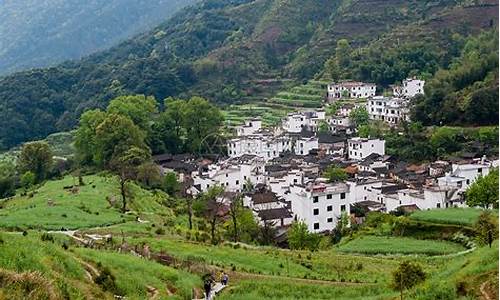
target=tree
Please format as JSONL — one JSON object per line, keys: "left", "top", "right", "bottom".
{"left": 20, "top": 171, "right": 36, "bottom": 190}
{"left": 136, "top": 162, "right": 161, "bottom": 188}
{"left": 0, "top": 160, "right": 16, "bottom": 199}
{"left": 227, "top": 193, "right": 244, "bottom": 242}
{"left": 391, "top": 261, "right": 426, "bottom": 300}
{"left": 94, "top": 114, "right": 147, "bottom": 167}
{"left": 323, "top": 165, "right": 348, "bottom": 182}
{"left": 465, "top": 169, "right": 499, "bottom": 208}
{"left": 110, "top": 146, "right": 151, "bottom": 212}
{"left": 182, "top": 97, "right": 224, "bottom": 153}
{"left": 18, "top": 141, "right": 53, "bottom": 182}
{"left": 349, "top": 107, "right": 369, "bottom": 127}
{"left": 288, "top": 221, "right": 321, "bottom": 251}
{"left": 107, "top": 95, "right": 158, "bottom": 133}
{"left": 198, "top": 186, "right": 226, "bottom": 244}
{"left": 318, "top": 121, "right": 329, "bottom": 133}
{"left": 74, "top": 109, "right": 107, "bottom": 165}
{"left": 331, "top": 212, "right": 350, "bottom": 244}
{"left": 474, "top": 211, "right": 498, "bottom": 248}
{"left": 163, "top": 172, "right": 180, "bottom": 196}
{"left": 154, "top": 99, "right": 187, "bottom": 154}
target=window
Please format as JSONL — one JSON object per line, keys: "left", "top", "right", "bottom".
{"left": 313, "top": 208, "right": 319, "bottom": 215}
{"left": 478, "top": 168, "right": 483, "bottom": 173}
{"left": 327, "top": 194, "right": 332, "bottom": 199}
{"left": 313, "top": 196, "right": 319, "bottom": 203}
{"left": 340, "top": 205, "right": 346, "bottom": 212}
{"left": 327, "top": 217, "right": 333, "bottom": 223}
{"left": 314, "top": 223, "right": 319, "bottom": 230}
{"left": 226, "top": 174, "right": 228, "bottom": 177}
{"left": 236, "top": 180, "right": 239, "bottom": 185}
{"left": 437, "top": 203, "right": 441, "bottom": 208}
{"left": 340, "top": 193, "right": 346, "bottom": 199}
{"left": 327, "top": 205, "right": 332, "bottom": 212}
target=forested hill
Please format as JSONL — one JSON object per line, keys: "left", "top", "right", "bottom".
{"left": 0, "top": 0, "right": 195, "bottom": 75}
{"left": 0, "top": 0, "right": 498, "bottom": 149}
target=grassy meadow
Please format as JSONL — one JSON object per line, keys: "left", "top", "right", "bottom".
{"left": 410, "top": 208, "right": 497, "bottom": 226}
{"left": 337, "top": 236, "right": 466, "bottom": 256}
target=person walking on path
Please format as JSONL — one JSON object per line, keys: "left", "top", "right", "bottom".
{"left": 203, "top": 274, "right": 214, "bottom": 300}
{"left": 221, "top": 272, "right": 229, "bottom": 286}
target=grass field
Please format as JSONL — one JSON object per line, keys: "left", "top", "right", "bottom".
{"left": 128, "top": 237, "right": 399, "bottom": 283}
{"left": 75, "top": 248, "right": 201, "bottom": 300}
{"left": 337, "top": 236, "right": 465, "bottom": 256}
{"left": 0, "top": 175, "right": 173, "bottom": 231}
{"left": 218, "top": 277, "right": 395, "bottom": 300}
{"left": 409, "top": 208, "right": 497, "bottom": 226}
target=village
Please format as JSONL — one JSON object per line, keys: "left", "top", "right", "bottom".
{"left": 153, "top": 78, "right": 498, "bottom": 235}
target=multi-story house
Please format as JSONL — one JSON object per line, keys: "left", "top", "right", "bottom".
{"left": 347, "top": 137, "right": 385, "bottom": 160}
{"left": 367, "top": 96, "right": 410, "bottom": 125}
{"left": 392, "top": 78, "right": 425, "bottom": 98}
{"left": 287, "top": 180, "right": 350, "bottom": 232}
{"left": 327, "top": 81, "right": 376, "bottom": 101}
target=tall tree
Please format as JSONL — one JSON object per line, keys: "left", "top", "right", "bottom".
{"left": 227, "top": 193, "right": 244, "bottom": 242}
{"left": 198, "top": 186, "right": 226, "bottom": 244}
{"left": 349, "top": 107, "right": 370, "bottom": 128}
{"left": 18, "top": 141, "right": 53, "bottom": 182}
{"left": 474, "top": 211, "right": 498, "bottom": 248}
{"left": 182, "top": 97, "right": 224, "bottom": 153}
{"left": 323, "top": 166, "right": 348, "bottom": 183}
{"left": 74, "top": 109, "right": 107, "bottom": 165}
{"left": 110, "top": 146, "right": 151, "bottom": 213}
{"left": 94, "top": 114, "right": 147, "bottom": 167}
{"left": 391, "top": 261, "right": 426, "bottom": 300}
{"left": 107, "top": 95, "right": 157, "bottom": 133}
{"left": 466, "top": 168, "right": 499, "bottom": 209}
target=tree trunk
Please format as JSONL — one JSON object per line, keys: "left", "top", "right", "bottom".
{"left": 120, "top": 176, "right": 127, "bottom": 213}
{"left": 187, "top": 199, "right": 193, "bottom": 230}
{"left": 232, "top": 211, "right": 238, "bottom": 242}
{"left": 210, "top": 218, "right": 217, "bottom": 245}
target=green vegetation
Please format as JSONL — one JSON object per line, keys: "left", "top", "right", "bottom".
{"left": 413, "top": 29, "right": 499, "bottom": 126}
{"left": 0, "top": 175, "right": 173, "bottom": 230}
{"left": 410, "top": 208, "right": 496, "bottom": 226}
{"left": 219, "top": 278, "right": 395, "bottom": 300}
{"left": 337, "top": 236, "right": 465, "bottom": 256}
{"left": 466, "top": 168, "right": 499, "bottom": 208}
{"left": 0, "top": 0, "right": 496, "bottom": 149}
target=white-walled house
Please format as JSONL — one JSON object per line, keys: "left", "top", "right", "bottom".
{"left": 327, "top": 81, "right": 376, "bottom": 101}
{"left": 347, "top": 138, "right": 385, "bottom": 160}
{"left": 287, "top": 180, "right": 350, "bottom": 232}
{"left": 282, "top": 111, "right": 326, "bottom": 133}
{"left": 192, "top": 155, "right": 265, "bottom": 193}
{"left": 367, "top": 96, "right": 410, "bottom": 125}
{"left": 227, "top": 134, "right": 291, "bottom": 160}
{"left": 236, "top": 118, "right": 262, "bottom": 136}
{"left": 392, "top": 78, "right": 425, "bottom": 98}
{"left": 294, "top": 137, "right": 319, "bottom": 155}
{"left": 347, "top": 178, "right": 384, "bottom": 204}
{"left": 244, "top": 188, "right": 294, "bottom": 228}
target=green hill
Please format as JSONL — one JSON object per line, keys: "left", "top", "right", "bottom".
{"left": 0, "top": 0, "right": 195, "bottom": 75}
{"left": 0, "top": 0, "right": 498, "bottom": 149}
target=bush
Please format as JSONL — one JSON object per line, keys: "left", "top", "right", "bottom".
{"left": 40, "top": 233, "right": 54, "bottom": 243}
{"left": 155, "top": 228, "right": 165, "bottom": 235}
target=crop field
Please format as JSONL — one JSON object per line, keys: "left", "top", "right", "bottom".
{"left": 218, "top": 277, "right": 395, "bottom": 300}
{"left": 0, "top": 175, "right": 172, "bottom": 231}
{"left": 337, "top": 236, "right": 465, "bottom": 255}
{"left": 409, "top": 208, "right": 496, "bottom": 226}
{"left": 128, "top": 237, "right": 400, "bottom": 283}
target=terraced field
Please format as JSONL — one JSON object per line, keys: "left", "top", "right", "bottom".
{"left": 222, "top": 80, "right": 329, "bottom": 127}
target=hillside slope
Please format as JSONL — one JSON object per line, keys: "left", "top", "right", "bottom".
{"left": 0, "top": 0, "right": 497, "bottom": 149}
{"left": 0, "top": 0, "right": 195, "bottom": 75}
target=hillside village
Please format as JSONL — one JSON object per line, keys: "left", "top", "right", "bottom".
{"left": 154, "top": 77, "right": 498, "bottom": 235}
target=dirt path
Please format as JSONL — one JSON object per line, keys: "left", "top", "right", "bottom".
{"left": 480, "top": 281, "right": 492, "bottom": 300}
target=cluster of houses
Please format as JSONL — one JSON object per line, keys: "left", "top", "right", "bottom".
{"left": 152, "top": 77, "right": 497, "bottom": 235}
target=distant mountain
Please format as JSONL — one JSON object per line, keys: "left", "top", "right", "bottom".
{"left": 0, "top": 0, "right": 497, "bottom": 149}
{"left": 0, "top": 0, "right": 196, "bottom": 75}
